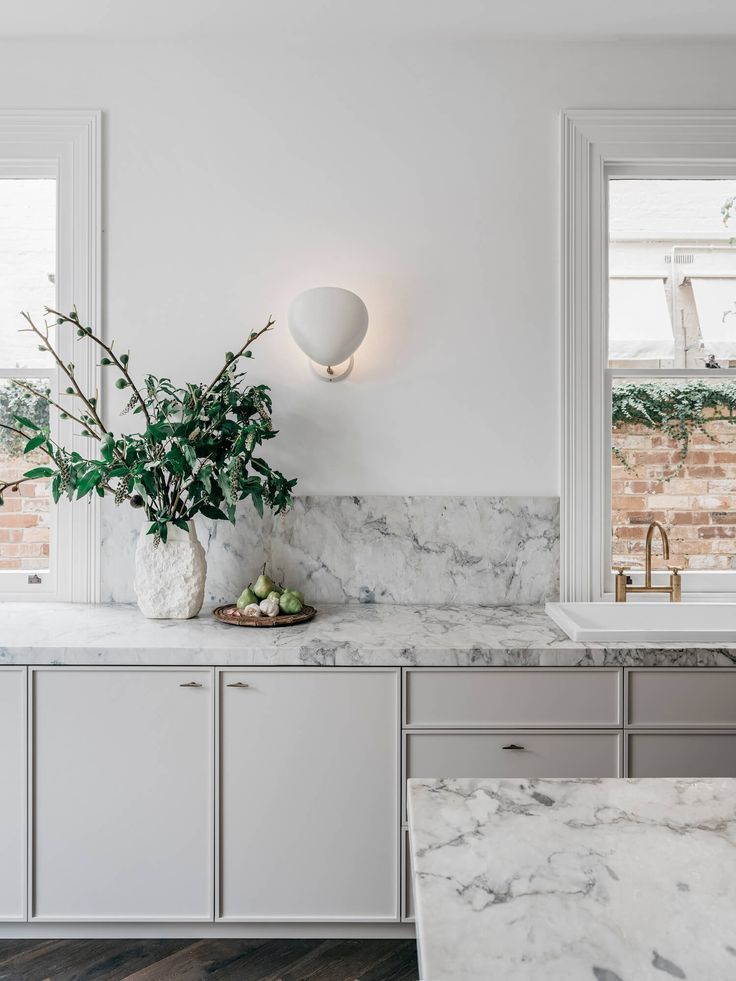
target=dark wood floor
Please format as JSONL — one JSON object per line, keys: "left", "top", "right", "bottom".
{"left": 0, "top": 939, "right": 418, "bottom": 981}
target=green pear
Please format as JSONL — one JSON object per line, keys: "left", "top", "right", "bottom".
{"left": 253, "top": 564, "right": 276, "bottom": 599}
{"left": 279, "top": 589, "right": 304, "bottom": 615}
{"left": 236, "top": 586, "right": 258, "bottom": 609}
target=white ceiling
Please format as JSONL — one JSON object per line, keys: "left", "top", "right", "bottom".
{"left": 3, "top": 0, "right": 736, "bottom": 42}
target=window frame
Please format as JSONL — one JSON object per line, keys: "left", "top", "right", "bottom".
{"left": 561, "top": 109, "right": 736, "bottom": 602}
{"left": 0, "top": 110, "right": 101, "bottom": 602}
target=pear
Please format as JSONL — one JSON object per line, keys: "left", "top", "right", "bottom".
{"left": 236, "top": 585, "right": 258, "bottom": 609}
{"left": 253, "top": 564, "right": 276, "bottom": 600}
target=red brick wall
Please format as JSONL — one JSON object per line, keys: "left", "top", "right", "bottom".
{"left": 612, "top": 418, "right": 736, "bottom": 570}
{"left": 0, "top": 452, "right": 50, "bottom": 571}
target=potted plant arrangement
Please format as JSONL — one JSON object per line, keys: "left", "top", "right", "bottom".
{"left": 0, "top": 308, "right": 296, "bottom": 618}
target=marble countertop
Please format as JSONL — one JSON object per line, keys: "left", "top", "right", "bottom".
{"left": 407, "top": 776, "right": 736, "bottom": 981}
{"left": 0, "top": 602, "right": 735, "bottom": 666}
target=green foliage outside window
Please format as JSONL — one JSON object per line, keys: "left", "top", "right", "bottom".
{"left": 612, "top": 380, "right": 736, "bottom": 473}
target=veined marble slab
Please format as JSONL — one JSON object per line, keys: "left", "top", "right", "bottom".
{"left": 0, "top": 602, "right": 734, "bottom": 666}
{"left": 100, "top": 494, "right": 560, "bottom": 606}
{"left": 407, "top": 777, "right": 736, "bottom": 981}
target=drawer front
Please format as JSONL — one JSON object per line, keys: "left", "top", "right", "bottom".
{"left": 405, "top": 668, "right": 621, "bottom": 728}
{"left": 627, "top": 669, "right": 736, "bottom": 727}
{"left": 628, "top": 732, "right": 736, "bottom": 777}
{"left": 404, "top": 730, "right": 621, "bottom": 821}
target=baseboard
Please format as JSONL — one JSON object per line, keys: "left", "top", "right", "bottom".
{"left": 0, "top": 921, "right": 416, "bottom": 940}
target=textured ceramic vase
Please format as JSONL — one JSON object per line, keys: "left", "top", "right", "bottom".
{"left": 133, "top": 520, "right": 206, "bottom": 619}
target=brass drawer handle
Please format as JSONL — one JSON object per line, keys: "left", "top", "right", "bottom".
{"left": 226, "top": 682, "right": 250, "bottom": 688}
{"left": 502, "top": 743, "right": 525, "bottom": 751}
{"left": 179, "top": 681, "right": 203, "bottom": 688}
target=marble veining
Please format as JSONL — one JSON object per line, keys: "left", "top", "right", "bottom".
{"left": 100, "top": 494, "right": 559, "bottom": 607}
{"left": 407, "top": 777, "right": 736, "bottom": 981}
{"left": 1, "top": 602, "right": 735, "bottom": 665}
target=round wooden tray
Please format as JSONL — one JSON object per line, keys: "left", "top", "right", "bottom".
{"left": 213, "top": 603, "right": 316, "bottom": 628}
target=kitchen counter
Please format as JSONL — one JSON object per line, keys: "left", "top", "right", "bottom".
{"left": 407, "top": 776, "right": 736, "bottom": 981}
{"left": 0, "top": 602, "right": 735, "bottom": 666}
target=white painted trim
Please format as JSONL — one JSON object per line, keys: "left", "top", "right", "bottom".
{"left": 561, "top": 109, "right": 736, "bottom": 601}
{"left": 0, "top": 110, "right": 101, "bottom": 602}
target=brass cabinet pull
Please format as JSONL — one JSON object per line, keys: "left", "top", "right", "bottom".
{"left": 226, "top": 682, "right": 250, "bottom": 688}
{"left": 179, "top": 681, "right": 203, "bottom": 688}
{"left": 502, "top": 743, "right": 525, "bottom": 751}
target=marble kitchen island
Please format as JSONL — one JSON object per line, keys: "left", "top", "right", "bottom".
{"left": 408, "top": 776, "right": 736, "bottom": 981}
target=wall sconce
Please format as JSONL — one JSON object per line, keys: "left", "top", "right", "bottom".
{"left": 288, "top": 286, "right": 368, "bottom": 382}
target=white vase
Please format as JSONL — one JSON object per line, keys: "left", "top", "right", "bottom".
{"left": 133, "top": 520, "right": 206, "bottom": 619}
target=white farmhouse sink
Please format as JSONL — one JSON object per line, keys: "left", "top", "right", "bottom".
{"left": 546, "top": 602, "right": 736, "bottom": 643}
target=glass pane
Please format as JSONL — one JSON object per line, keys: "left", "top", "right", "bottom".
{"left": 609, "top": 179, "right": 736, "bottom": 368}
{"left": 0, "top": 178, "right": 56, "bottom": 368}
{"left": 612, "top": 377, "right": 736, "bottom": 572}
{"left": 0, "top": 378, "right": 51, "bottom": 572}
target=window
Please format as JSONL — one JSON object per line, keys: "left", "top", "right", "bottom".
{"left": 0, "top": 111, "right": 100, "bottom": 600}
{"left": 0, "top": 177, "right": 56, "bottom": 583}
{"left": 561, "top": 110, "right": 736, "bottom": 601}
{"left": 609, "top": 179, "right": 736, "bottom": 584}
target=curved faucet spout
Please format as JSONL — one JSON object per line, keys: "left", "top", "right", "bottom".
{"left": 645, "top": 521, "right": 670, "bottom": 587}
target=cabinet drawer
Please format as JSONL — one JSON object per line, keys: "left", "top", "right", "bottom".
{"left": 627, "top": 732, "right": 736, "bottom": 777}
{"left": 405, "top": 730, "right": 622, "bottom": 781}
{"left": 627, "top": 669, "right": 736, "bottom": 727}
{"left": 404, "top": 668, "right": 621, "bottom": 728}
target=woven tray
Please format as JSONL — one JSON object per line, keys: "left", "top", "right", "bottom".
{"left": 213, "top": 604, "right": 316, "bottom": 628}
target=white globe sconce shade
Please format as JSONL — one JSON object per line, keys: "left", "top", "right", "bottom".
{"left": 287, "top": 287, "right": 368, "bottom": 381}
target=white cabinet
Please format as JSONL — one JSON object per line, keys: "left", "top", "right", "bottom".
{"left": 0, "top": 667, "right": 26, "bottom": 921}
{"left": 30, "top": 667, "right": 213, "bottom": 921}
{"left": 218, "top": 668, "right": 399, "bottom": 921}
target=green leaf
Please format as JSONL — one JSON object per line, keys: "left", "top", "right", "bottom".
{"left": 172, "top": 518, "right": 189, "bottom": 532}
{"left": 23, "top": 434, "right": 45, "bottom": 453}
{"left": 23, "top": 467, "right": 54, "bottom": 479}
{"left": 14, "top": 415, "right": 39, "bottom": 431}
{"left": 51, "top": 475, "right": 61, "bottom": 504}
{"left": 181, "top": 443, "right": 197, "bottom": 468}
{"left": 76, "top": 469, "right": 102, "bottom": 498}
{"left": 199, "top": 504, "right": 228, "bottom": 521}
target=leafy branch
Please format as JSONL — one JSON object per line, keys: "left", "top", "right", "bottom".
{"left": 0, "top": 308, "right": 297, "bottom": 544}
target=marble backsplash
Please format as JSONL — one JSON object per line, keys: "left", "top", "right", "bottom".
{"left": 100, "top": 495, "right": 560, "bottom": 606}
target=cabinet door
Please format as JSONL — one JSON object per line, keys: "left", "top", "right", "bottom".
{"left": 218, "top": 668, "right": 399, "bottom": 921}
{"left": 0, "top": 667, "right": 26, "bottom": 921}
{"left": 628, "top": 731, "right": 736, "bottom": 777}
{"left": 31, "top": 667, "right": 213, "bottom": 921}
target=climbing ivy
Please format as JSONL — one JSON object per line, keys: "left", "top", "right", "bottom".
{"left": 612, "top": 380, "right": 736, "bottom": 473}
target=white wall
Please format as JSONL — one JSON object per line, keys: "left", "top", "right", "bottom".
{"left": 1, "top": 38, "right": 736, "bottom": 496}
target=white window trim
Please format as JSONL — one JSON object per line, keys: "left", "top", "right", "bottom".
{"left": 560, "top": 109, "right": 736, "bottom": 602}
{"left": 0, "top": 110, "right": 101, "bottom": 602}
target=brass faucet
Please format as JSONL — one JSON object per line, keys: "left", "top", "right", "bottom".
{"left": 614, "top": 521, "right": 682, "bottom": 603}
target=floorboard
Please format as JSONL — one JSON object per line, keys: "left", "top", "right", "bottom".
{"left": 0, "top": 939, "right": 418, "bottom": 981}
